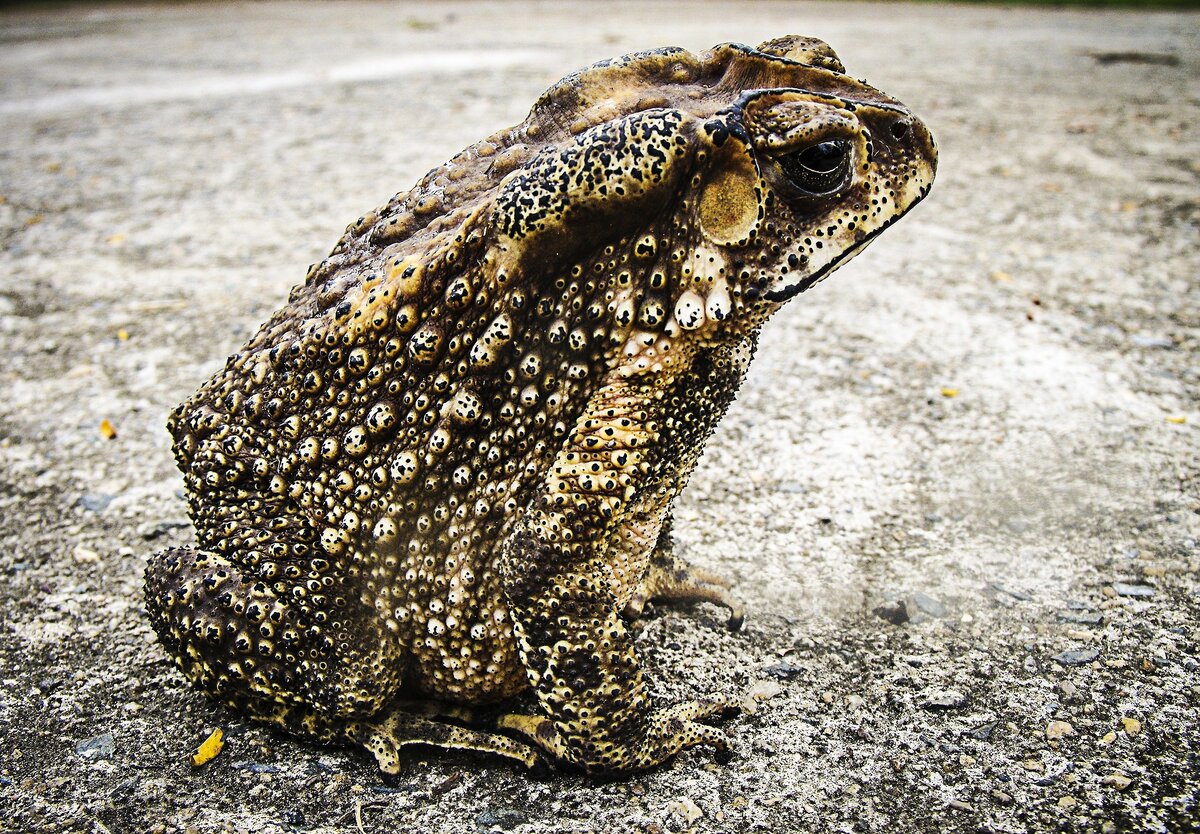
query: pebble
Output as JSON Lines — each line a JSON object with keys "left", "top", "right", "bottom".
{"left": 475, "top": 808, "right": 526, "bottom": 831}
{"left": 1129, "top": 334, "right": 1173, "bottom": 348}
{"left": 669, "top": 798, "right": 703, "bottom": 825}
{"left": 1120, "top": 717, "right": 1142, "bottom": 736}
{"left": 921, "top": 688, "right": 968, "bottom": 710}
{"left": 1056, "top": 680, "right": 1079, "bottom": 701}
{"left": 76, "top": 733, "right": 115, "bottom": 762}
{"left": 1045, "top": 720, "right": 1074, "bottom": 741}
{"left": 76, "top": 493, "right": 115, "bottom": 513}
{"left": 1057, "top": 796, "right": 1077, "bottom": 809}
{"left": 991, "top": 790, "right": 1014, "bottom": 806}
{"left": 761, "top": 660, "right": 803, "bottom": 680}
{"left": 1102, "top": 772, "right": 1132, "bottom": 790}
{"left": 72, "top": 545, "right": 100, "bottom": 564}
{"left": 234, "top": 761, "right": 281, "bottom": 774}
{"left": 1112, "top": 583, "right": 1155, "bottom": 598}
{"left": 968, "top": 721, "right": 998, "bottom": 741}
{"left": 138, "top": 518, "right": 191, "bottom": 540}
{"left": 910, "top": 592, "right": 948, "bottom": 618}
{"left": 749, "top": 680, "right": 782, "bottom": 703}
{"left": 1058, "top": 610, "right": 1103, "bottom": 625}
{"left": 1100, "top": 731, "right": 1117, "bottom": 745}
{"left": 1053, "top": 647, "right": 1099, "bottom": 666}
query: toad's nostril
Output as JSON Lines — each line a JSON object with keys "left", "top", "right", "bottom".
{"left": 890, "top": 120, "right": 910, "bottom": 140}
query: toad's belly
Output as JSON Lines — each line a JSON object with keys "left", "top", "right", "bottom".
{"left": 389, "top": 568, "right": 529, "bottom": 705}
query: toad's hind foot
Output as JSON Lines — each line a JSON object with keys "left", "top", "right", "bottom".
{"left": 346, "top": 711, "right": 539, "bottom": 774}
{"left": 625, "top": 548, "right": 744, "bottom": 631}
{"left": 498, "top": 697, "right": 738, "bottom": 775}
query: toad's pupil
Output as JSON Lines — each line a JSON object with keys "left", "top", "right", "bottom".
{"left": 798, "top": 141, "right": 847, "bottom": 173}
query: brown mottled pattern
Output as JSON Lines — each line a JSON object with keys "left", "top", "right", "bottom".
{"left": 143, "top": 35, "right": 936, "bottom": 775}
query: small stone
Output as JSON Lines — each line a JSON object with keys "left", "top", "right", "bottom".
{"left": 1057, "top": 796, "right": 1077, "bottom": 809}
{"left": 138, "top": 518, "right": 191, "bottom": 540}
{"left": 761, "top": 660, "right": 803, "bottom": 680}
{"left": 1129, "top": 334, "right": 1173, "bottom": 348}
{"left": 282, "top": 810, "right": 306, "bottom": 828}
{"left": 1023, "top": 759, "right": 1044, "bottom": 772}
{"left": 1120, "top": 717, "right": 1142, "bottom": 737}
{"left": 922, "top": 689, "right": 967, "bottom": 710}
{"left": 72, "top": 545, "right": 100, "bottom": 564}
{"left": 1102, "top": 772, "right": 1132, "bottom": 790}
{"left": 475, "top": 808, "right": 526, "bottom": 830}
{"left": 947, "top": 799, "right": 973, "bottom": 811}
{"left": 1100, "top": 731, "right": 1117, "bottom": 745}
{"left": 873, "top": 599, "right": 909, "bottom": 625}
{"left": 1112, "top": 583, "right": 1155, "bottom": 598}
{"left": 1058, "top": 610, "right": 1103, "bottom": 625}
{"left": 991, "top": 790, "right": 1014, "bottom": 806}
{"left": 1053, "top": 647, "right": 1100, "bottom": 666}
{"left": 1046, "top": 720, "right": 1074, "bottom": 741}
{"left": 76, "top": 493, "right": 115, "bottom": 513}
{"left": 749, "top": 680, "right": 782, "bottom": 703}
{"left": 1057, "top": 680, "right": 1079, "bottom": 701}
{"left": 76, "top": 733, "right": 115, "bottom": 762}
{"left": 967, "top": 721, "right": 998, "bottom": 741}
{"left": 910, "top": 592, "right": 948, "bottom": 618}
{"left": 668, "top": 798, "right": 703, "bottom": 825}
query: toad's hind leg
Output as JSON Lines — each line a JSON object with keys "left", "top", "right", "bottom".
{"left": 144, "top": 544, "right": 399, "bottom": 718}
{"left": 346, "top": 712, "right": 538, "bottom": 774}
{"left": 623, "top": 518, "right": 744, "bottom": 630}
{"left": 145, "top": 546, "right": 537, "bottom": 771}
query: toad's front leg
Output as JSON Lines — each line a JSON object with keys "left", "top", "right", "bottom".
{"left": 496, "top": 380, "right": 734, "bottom": 774}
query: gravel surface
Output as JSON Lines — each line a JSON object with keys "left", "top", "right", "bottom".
{"left": 1, "top": 3, "right": 1197, "bottom": 833}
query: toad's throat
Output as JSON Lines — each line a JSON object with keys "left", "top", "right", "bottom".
{"left": 762, "top": 186, "right": 930, "bottom": 303}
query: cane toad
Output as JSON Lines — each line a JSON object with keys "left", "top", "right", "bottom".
{"left": 145, "top": 36, "right": 936, "bottom": 775}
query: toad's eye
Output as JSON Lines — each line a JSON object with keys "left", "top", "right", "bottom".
{"left": 778, "top": 140, "right": 852, "bottom": 195}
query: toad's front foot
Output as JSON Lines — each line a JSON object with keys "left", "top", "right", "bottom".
{"left": 498, "top": 697, "right": 738, "bottom": 775}
{"left": 624, "top": 548, "right": 745, "bottom": 631}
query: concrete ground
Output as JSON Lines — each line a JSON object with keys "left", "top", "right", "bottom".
{"left": 0, "top": 2, "right": 1197, "bottom": 833}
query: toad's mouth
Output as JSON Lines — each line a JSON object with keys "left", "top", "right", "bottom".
{"left": 762, "top": 186, "right": 930, "bottom": 304}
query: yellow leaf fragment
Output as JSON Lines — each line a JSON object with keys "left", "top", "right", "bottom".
{"left": 106, "top": 234, "right": 126, "bottom": 246}
{"left": 990, "top": 270, "right": 1012, "bottom": 282}
{"left": 99, "top": 419, "right": 117, "bottom": 440}
{"left": 117, "top": 329, "right": 130, "bottom": 342}
{"left": 940, "top": 387, "right": 960, "bottom": 398}
{"left": 192, "top": 728, "right": 224, "bottom": 767}
{"left": 1165, "top": 415, "right": 1186, "bottom": 424}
